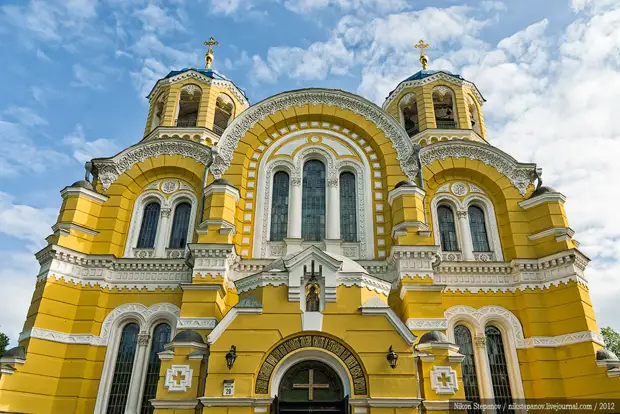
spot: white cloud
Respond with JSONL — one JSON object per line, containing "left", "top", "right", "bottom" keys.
{"left": 134, "top": 4, "right": 186, "bottom": 35}
{"left": 0, "top": 192, "right": 56, "bottom": 246}
{"left": 284, "top": 0, "right": 408, "bottom": 14}
{"left": 63, "top": 124, "right": 118, "bottom": 163}
{"left": 2, "top": 107, "right": 48, "bottom": 127}
{"left": 71, "top": 64, "right": 106, "bottom": 89}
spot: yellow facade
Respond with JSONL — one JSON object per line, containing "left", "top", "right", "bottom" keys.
{"left": 0, "top": 63, "right": 618, "bottom": 414}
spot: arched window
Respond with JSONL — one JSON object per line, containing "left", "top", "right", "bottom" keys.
{"left": 137, "top": 202, "right": 160, "bottom": 249}
{"left": 437, "top": 206, "right": 458, "bottom": 251}
{"left": 107, "top": 323, "right": 140, "bottom": 414}
{"left": 468, "top": 206, "right": 490, "bottom": 252}
{"left": 339, "top": 172, "right": 357, "bottom": 242}
{"left": 485, "top": 326, "right": 513, "bottom": 408}
{"left": 169, "top": 202, "right": 192, "bottom": 249}
{"left": 302, "top": 160, "right": 326, "bottom": 242}
{"left": 176, "top": 85, "right": 201, "bottom": 127}
{"left": 468, "top": 95, "right": 482, "bottom": 136}
{"left": 433, "top": 87, "right": 457, "bottom": 129}
{"left": 399, "top": 93, "right": 419, "bottom": 137}
{"left": 454, "top": 326, "right": 480, "bottom": 411}
{"left": 270, "top": 172, "right": 290, "bottom": 241}
{"left": 140, "top": 323, "right": 172, "bottom": 414}
{"left": 213, "top": 94, "right": 234, "bottom": 136}
{"left": 150, "top": 94, "right": 165, "bottom": 132}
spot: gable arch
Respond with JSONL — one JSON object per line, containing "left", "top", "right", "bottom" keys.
{"left": 211, "top": 88, "right": 416, "bottom": 180}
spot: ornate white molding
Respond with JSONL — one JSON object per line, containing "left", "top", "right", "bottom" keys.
{"left": 52, "top": 222, "right": 99, "bottom": 237}
{"left": 199, "top": 397, "right": 273, "bottom": 407}
{"left": 387, "top": 186, "right": 426, "bottom": 206}
{"left": 349, "top": 398, "right": 422, "bottom": 409}
{"left": 430, "top": 366, "right": 458, "bottom": 395}
{"left": 150, "top": 400, "right": 200, "bottom": 409}
{"left": 445, "top": 305, "right": 526, "bottom": 348}
{"left": 212, "top": 89, "right": 416, "bottom": 181}
{"left": 420, "top": 141, "right": 537, "bottom": 195}
{"left": 518, "top": 192, "right": 567, "bottom": 209}
{"left": 406, "top": 318, "right": 448, "bottom": 331}
{"left": 176, "top": 317, "right": 218, "bottom": 330}
{"left": 60, "top": 185, "right": 109, "bottom": 203}
{"left": 528, "top": 227, "right": 575, "bottom": 241}
{"left": 359, "top": 296, "right": 416, "bottom": 345}
{"left": 92, "top": 139, "right": 212, "bottom": 190}
{"left": 523, "top": 330, "right": 605, "bottom": 348}
{"left": 165, "top": 365, "right": 193, "bottom": 392}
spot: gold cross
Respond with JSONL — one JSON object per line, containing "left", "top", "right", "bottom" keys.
{"left": 204, "top": 37, "right": 219, "bottom": 69}
{"left": 414, "top": 39, "right": 431, "bottom": 70}
{"left": 172, "top": 370, "right": 186, "bottom": 385}
{"left": 293, "top": 369, "right": 329, "bottom": 400}
{"left": 438, "top": 372, "right": 451, "bottom": 387}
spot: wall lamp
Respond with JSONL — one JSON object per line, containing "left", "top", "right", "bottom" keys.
{"left": 225, "top": 345, "right": 237, "bottom": 369}
{"left": 387, "top": 345, "right": 398, "bottom": 369}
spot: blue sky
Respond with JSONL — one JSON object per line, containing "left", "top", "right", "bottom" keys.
{"left": 1, "top": 0, "right": 620, "bottom": 344}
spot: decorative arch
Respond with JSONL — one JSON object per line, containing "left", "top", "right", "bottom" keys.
{"left": 212, "top": 88, "right": 416, "bottom": 180}
{"left": 462, "top": 193, "right": 503, "bottom": 261}
{"left": 255, "top": 333, "right": 368, "bottom": 396}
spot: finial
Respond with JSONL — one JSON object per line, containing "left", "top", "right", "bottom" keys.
{"left": 204, "top": 37, "right": 219, "bottom": 69}
{"left": 414, "top": 39, "right": 431, "bottom": 70}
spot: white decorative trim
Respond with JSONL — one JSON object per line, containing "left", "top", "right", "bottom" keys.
{"left": 165, "top": 365, "right": 193, "bottom": 392}
{"left": 528, "top": 227, "right": 575, "bottom": 241}
{"left": 92, "top": 139, "right": 212, "bottom": 191}
{"left": 430, "top": 366, "right": 458, "bottom": 395}
{"left": 359, "top": 296, "right": 416, "bottom": 345}
{"left": 420, "top": 141, "right": 537, "bottom": 195}
{"left": 150, "top": 400, "right": 199, "bottom": 409}
{"left": 52, "top": 222, "right": 99, "bottom": 237}
{"left": 204, "top": 182, "right": 240, "bottom": 202}
{"left": 422, "top": 400, "right": 454, "bottom": 411}
{"left": 199, "top": 397, "right": 273, "bottom": 407}
{"left": 387, "top": 186, "right": 426, "bottom": 206}
{"left": 206, "top": 306, "right": 262, "bottom": 344}
{"left": 406, "top": 318, "right": 448, "bottom": 330}
{"left": 412, "top": 129, "right": 486, "bottom": 146}
{"left": 518, "top": 192, "right": 566, "bottom": 209}
{"left": 176, "top": 317, "right": 217, "bottom": 330}
{"left": 523, "top": 330, "right": 605, "bottom": 348}
{"left": 349, "top": 398, "right": 422, "bottom": 408}
{"left": 445, "top": 305, "right": 525, "bottom": 348}
{"left": 60, "top": 185, "right": 109, "bottom": 203}
{"left": 212, "top": 89, "right": 417, "bottom": 181}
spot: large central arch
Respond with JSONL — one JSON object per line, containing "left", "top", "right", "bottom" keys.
{"left": 211, "top": 88, "right": 416, "bottom": 180}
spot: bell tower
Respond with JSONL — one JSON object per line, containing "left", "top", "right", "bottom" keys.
{"left": 142, "top": 38, "right": 250, "bottom": 147}
{"left": 383, "top": 40, "right": 487, "bottom": 146}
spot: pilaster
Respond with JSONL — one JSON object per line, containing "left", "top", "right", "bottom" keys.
{"left": 388, "top": 184, "right": 431, "bottom": 245}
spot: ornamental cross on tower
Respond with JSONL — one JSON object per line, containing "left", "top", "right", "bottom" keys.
{"left": 414, "top": 39, "right": 431, "bottom": 70}
{"left": 204, "top": 37, "right": 219, "bottom": 69}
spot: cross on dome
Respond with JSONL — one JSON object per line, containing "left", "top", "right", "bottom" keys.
{"left": 414, "top": 39, "right": 431, "bottom": 70}
{"left": 204, "top": 37, "right": 219, "bottom": 69}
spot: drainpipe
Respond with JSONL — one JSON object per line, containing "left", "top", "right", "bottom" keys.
{"left": 195, "top": 343, "right": 211, "bottom": 414}
{"left": 414, "top": 348, "right": 422, "bottom": 414}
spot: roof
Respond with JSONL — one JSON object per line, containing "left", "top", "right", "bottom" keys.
{"left": 163, "top": 68, "right": 248, "bottom": 99}
{"left": 385, "top": 69, "right": 485, "bottom": 104}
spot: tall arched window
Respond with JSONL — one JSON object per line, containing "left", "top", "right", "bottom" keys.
{"left": 169, "top": 202, "right": 192, "bottom": 249}
{"left": 107, "top": 323, "right": 140, "bottom": 414}
{"left": 140, "top": 323, "right": 172, "bottom": 414}
{"left": 437, "top": 206, "right": 458, "bottom": 251}
{"left": 468, "top": 95, "right": 482, "bottom": 136}
{"left": 176, "top": 85, "right": 201, "bottom": 127}
{"left": 433, "top": 87, "right": 457, "bottom": 129}
{"left": 340, "top": 172, "right": 357, "bottom": 242}
{"left": 399, "top": 93, "right": 419, "bottom": 137}
{"left": 137, "top": 202, "right": 160, "bottom": 249}
{"left": 270, "top": 172, "right": 290, "bottom": 241}
{"left": 213, "top": 94, "right": 234, "bottom": 136}
{"left": 150, "top": 94, "right": 165, "bottom": 132}
{"left": 454, "top": 326, "right": 480, "bottom": 412}
{"left": 485, "top": 326, "right": 513, "bottom": 408}
{"left": 468, "top": 206, "right": 490, "bottom": 252}
{"left": 302, "top": 160, "right": 326, "bottom": 242}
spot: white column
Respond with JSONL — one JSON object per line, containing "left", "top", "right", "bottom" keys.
{"left": 474, "top": 334, "right": 496, "bottom": 412}
{"left": 456, "top": 210, "right": 474, "bottom": 261}
{"left": 125, "top": 333, "right": 151, "bottom": 414}
{"left": 288, "top": 178, "right": 302, "bottom": 239}
{"left": 154, "top": 208, "right": 172, "bottom": 257}
{"left": 325, "top": 179, "right": 340, "bottom": 240}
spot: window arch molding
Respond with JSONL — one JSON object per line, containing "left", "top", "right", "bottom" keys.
{"left": 430, "top": 194, "right": 464, "bottom": 256}
{"left": 444, "top": 305, "right": 526, "bottom": 402}
{"left": 125, "top": 185, "right": 198, "bottom": 258}
{"left": 94, "top": 303, "right": 180, "bottom": 414}
{"left": 254, "top": 132, "right": 374, "bottom": 259}
{"left": 432, "top": 85, "right": 458, "bottom": 129}
{"left": 398, "top": 93, "right": 420, "bottom": 137}
{"left": 467, "top": 94, "right": 482, "bottom": 136}
{"left": 462, "top": 193, "right": 503, "bottom": 261}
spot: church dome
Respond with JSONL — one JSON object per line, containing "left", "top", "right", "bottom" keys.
{"left": 70, "top": 180, "right": 96, "bottom": 191}
{"left": 394, "top": 180, "right": 415, "bottom": 189}
{"left": 529, "top": 185, "right": 557, "bottom": 198}
{"left": 418, "top": 331, "right": 449, "bottom": 344}
{"left": 163, "top": 68, "right": 247, "bottom": 99}
{"left": 173, "top": 330, "right": 204, "bottom": 344}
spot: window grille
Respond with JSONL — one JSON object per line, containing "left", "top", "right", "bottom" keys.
{"left": 270, "top": 171, "right": 290, "bottom": 241}
{"left": 301, "top": 160, "right": 326, "bottom": 241}
{"left": 339, "top": 172, "right": 357, "bottom": 242}
{"left": 107, "top": 323, "right": 139, "bottom": 414}
{"left": 469, "top": 205, "right": 490, "bottom": 252}
{"left": 438, "top": 206, "right": 458, "bottom": 251}
{"left": 137, "top": 203, "right": 160, "bottom": 248}
{"left": 140, "top": 324, "right": 172, "bottom": 414}
{"left": 169, "top": 202, "right": 191, "bottom": 248}
{"left": 485, "top": 326, "right": 514, "bottom": 412}
{"left": 454, "top": 325, "right": 481, "bottom": 413}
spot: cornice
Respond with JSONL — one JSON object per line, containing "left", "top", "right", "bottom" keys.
{"left": 518, "top": 191, "right": 567, "bottom": 209}
{"left": 349, "top": 398, "right": 422, "bottom": 408}
{"left": 419, "top": 140, "right": 537, "bottom": 195}
{"left": 203, "top": 183, "right": 240, "bottom": 202}
{"left": 387, "top": 186, "right": 426, "bottom": 206}
{"left": 150, "top": 400, "right": 199, "bottom": 409}
{"left": 52, "top": 222, "right": 99, "bottom": 237}
{"left": 528, "top": 227, "right": 575, "bottom": 241}
{"left": 60, "top": 185, "right": 109, "bottom": 203}
{"left": 406, "top": 318, "right": 449, "bottom": 331}
{"left": 92, "top": 138, "right": 213, "bottom": 191}
{"left": 199, "top": 397, "right": 273, "bottom": 407}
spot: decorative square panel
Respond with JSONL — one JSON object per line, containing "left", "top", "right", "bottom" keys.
{"left": 165, "top": 365, "right": 193, "bottom": 392}
{"left": 430, "top": 366, "right": 458, "bottom": 395}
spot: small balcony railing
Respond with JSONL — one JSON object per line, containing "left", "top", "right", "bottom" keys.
{"left": 406, "top": 127, "right": 420, "bottom": 137}
{"left": 176, "top": 118, "right": 198, "bottom": 127}
{"left": 212, "top": 124, "right": 225, "bottom": 136}
{"left": 436, "top": 120, "right": 457, "bottom": 129}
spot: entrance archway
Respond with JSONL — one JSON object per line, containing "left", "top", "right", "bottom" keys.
{"left": 274, "top": 360, "right": 349, "bottom": 413}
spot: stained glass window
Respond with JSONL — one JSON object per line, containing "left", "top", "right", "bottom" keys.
{"left": 137, "top": 202, "right": 160, "bottom": 248}
{"left": 339, "top": 172, "right": 357, "bottom": 242}
{"left": 438, "top": 206, "right": 458, "bottom": 251}
{"left": 469, "top": 206, "right": 490, "bottom": 252}
{"left": 169, "top": 202, "right": 191, "bottom": 249}
{"left": 107, "top": 323, "right": 139, "bottom": 414}
{"left": 455, "top": 325, "right": 481, "bottom": 412}
{"left": 302, "top": 160, "right": 326, "bottom": 242}
{"left": 270, "top": 172, "right": 290, "bottom": 241}
{"left": 140, "top": 324, "right": 172, "bottom": 414}
{"left": 486, "top": 326, "right": 513, "bottom": 411}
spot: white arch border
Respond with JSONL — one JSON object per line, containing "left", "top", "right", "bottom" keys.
{"left": 269, "top": 349, "right": 352, "bottom": 398}
{"left": 94, "top": 303, "right": 180, "bottom": 414}
{"left": 444, "top": 305, "right": 525, "bottom": 402}
{"left": 253, "top": 129, "right": 374, "bottom": 259}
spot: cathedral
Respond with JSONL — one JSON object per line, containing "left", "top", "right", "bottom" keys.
{"left": 0, "top": 39, "right": 619, "bottom": 414}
